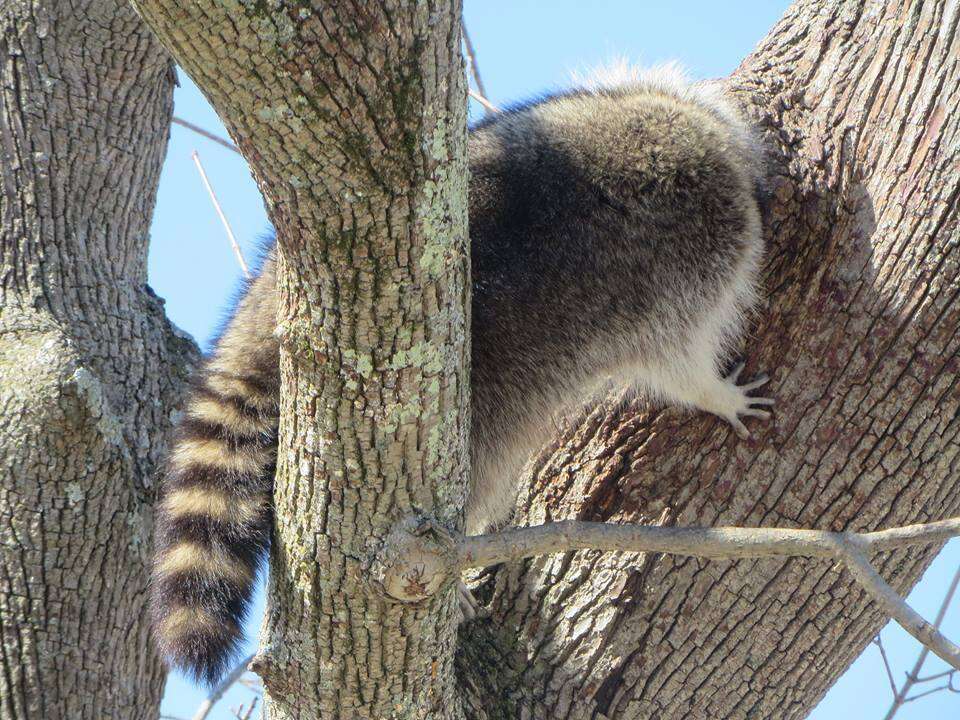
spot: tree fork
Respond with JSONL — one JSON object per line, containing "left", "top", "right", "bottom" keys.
{"left": 127, "top": 0, "right": 960, "bottom": 718}
{"left": 456, "top": 1, "right": 960, "bottom": 717}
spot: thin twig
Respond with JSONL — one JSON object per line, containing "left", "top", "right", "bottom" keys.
{"left": 192, "top": 653, "right": 257, "bottom": 720}
{"left": 172, "top": 116, "right": 241, "bottom": 154}
{"left": 874, "top": 636, "right": 899, "bottom": 697}
{"left": 237, "top": 676, "right": 263, "bottom": 693}
{"left": 461, "top": 23, "right": 490, "bottom": 113}
{"left": 861, "top": 522, "right": 960, "bottom": 553}
{"left": 456, "top": 519, "right": 960, "bottom": 672}
{"left": 232, "top": 697, "right": 259, "bottom": 720}
{"left": 904, "top": 683, "right": 954, "bottom": 702}
{"left": 468, "top": 89, "right": 500, "bottom": 113}
{"left": 191, "top": 150, "right": 252, "bottom": 279}
{"left": 841, "top": 546, "right": 960, "bottom": 674}
{"left": 883, "top": 563, "right": 960, "bottom": 719}
{"left": 914, "top": 668, "right": 955, "bottom": 683}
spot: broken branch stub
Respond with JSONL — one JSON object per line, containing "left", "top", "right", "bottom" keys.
{"left": 371, "top": 517, "right": 458, "bottom": 604}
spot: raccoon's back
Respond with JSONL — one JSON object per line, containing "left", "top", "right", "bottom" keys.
{"left": 466, "top": 78, "right": 763, "bottom": 385}
{"left": 463, "top": 75, "right": 765, "bottom": 531}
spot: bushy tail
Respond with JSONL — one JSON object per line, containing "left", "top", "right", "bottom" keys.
{"left": 150, "top": 258, "right": 280, "bottom": 685}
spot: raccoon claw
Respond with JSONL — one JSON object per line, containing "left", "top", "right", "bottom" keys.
{"left": 727, "top": 361, "right": 746, "bottom": 384}
{"left": 716, "top": 365, "right": 775, "bottom": 439}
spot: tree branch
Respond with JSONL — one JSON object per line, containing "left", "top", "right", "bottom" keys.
{"left": 130, "top": 3, "right": 471, "bottom": 717}
{"left": 191, "top": 653, "right": 256, "bottom": 720}
{"left": 457, "top": 518, "right": 960, "bottom": 567}
{"left": 461, "top": 23, "right": 488, "bottom": 102}
{"left": 839, "top": 545, "right": 960, "bottom": 673}
{"left": 172, "top": 116, "right": 240, "bottom": 154}
{"left": 462, "top": 24, "right": 497, "bottom": 114}
{"left": 467, "top": 89, "right": 500, "bottom": 113}
{"left": 874, "top": 636, "right": 899, "bottom": 698}
{"left": 190, "top": 150, "right": 251, "bottom": 278}
{"left": 0, "top": 1, "right": 196, "bottom": 716}
{"left": 883, "top": 564, "right": 960, "bottom": 719}
{"left": 451, "top": 517, "right": 960, "bottom": 671}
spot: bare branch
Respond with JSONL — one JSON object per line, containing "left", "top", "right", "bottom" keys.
{"left": 468, "top": 88, "right": 499, "bottom": 113}
{"left": 190, "top": 150, "right": 251, "bottom": 279}
{"left": 883, "top": 563, "right": 960, "bottom": 719}
{"left": 903, "top": 683, "right": 954, "bottom": 702}
{"left": 454, "top": 518, "right": 960, "bottom": 672}
{"left": 902, "top": 670, "right": 959, "bottom": 703}
{"left": 172, "top": 116, "right": 240, "bottom": 154}
{"left": 858, "top": 523, "right": 960, "bottom": 554}
{"left": 231, "top": 698, "right": 259, "bottom": 720}
{"left": 461, "top": 23, "right": 489, "bottom": 111}
{"left": 456, "top": 519, "right": 960, "bottom": 569}
{"left": 191, "top": 653, "right": 256, "bottom": 720}
{"left": 840, "top": 546, "right": 960, "bottom": 673}
{"left": 874, "top": 636, "right": 899, "bottom": 698}
{"left": 914, "top": 669, "right": 956, "bottom": 683}
{"left": 237, "top": 676, "right": 263, "bottom": 694}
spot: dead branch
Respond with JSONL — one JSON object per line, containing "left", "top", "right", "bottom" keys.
{"left": 444, "top": 518, "right": 960, "bottom": 671}
{"left": 461, "top": 22, "right": 490, "bottom": 113}
{"left": 172, "top": 116, "right": 240, "bottom": 154}
{"left": 874, "top": 636, "right": 898, "bottom": 698}
{"left": 190, "top": 150, "right": 251, "bottom": 278}
{"left": 456, "top": 519, "right": 960, "bottom": 568}
{"left": 883, "top": 564, "right": 960, "bottom": 718}
{"left": 467, "top": 89, "right": 499, "bottom": 113}
{"left": 191, "top": 653, "right": 256, "bottom": 720}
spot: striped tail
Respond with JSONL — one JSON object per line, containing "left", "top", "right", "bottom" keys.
{"left": 150, "top": 259, "right": 280, "bottom": 684}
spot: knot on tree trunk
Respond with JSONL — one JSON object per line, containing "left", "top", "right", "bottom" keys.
{"left": 371, "top": 516, "right": 459, "bottom": 603}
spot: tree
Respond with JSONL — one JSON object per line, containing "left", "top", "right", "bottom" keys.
{"left": 129, "top": 2, "right": 470, "bottom": 718}
{"left": 457, "top": 2, "right": 960, "bottom": 717}
{"left": 12, "top": 0, "right": 958, "bottom": 717}
{"left": 0, "top": 1, "right": 198, "bottom": 718}
{"left": 137, "top": 0, "right": 960, "bottom": 717}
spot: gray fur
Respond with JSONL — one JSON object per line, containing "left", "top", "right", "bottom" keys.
{"left": 151, "top": 67, "right": 770, "bottom": 682}
{"left": 466, "top": 69, "right": 767, "bottom": 529}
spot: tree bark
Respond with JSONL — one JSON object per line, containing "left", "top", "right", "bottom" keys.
{"left": 128, "top": 1, "right": 470, "bottom": 718}
{"left": 0, "top": 2, "right": 197, "bottom": 718}
{"left": 127, "top": 0, "right": 958, "bottom": 718}
{"left": 456, "top": 1, "right": 960, "bottom": 718}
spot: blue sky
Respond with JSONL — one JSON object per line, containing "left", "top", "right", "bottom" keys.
{"left": 151, "top": 3, "right": 958, "bottom": 718}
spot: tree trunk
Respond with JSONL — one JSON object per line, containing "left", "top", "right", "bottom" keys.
{"left": 456, "top": 1, "right": 960, "bottom": 718}
{"left": 128, "top": 0, "right": 959, "bottom": 718}
{"left": 0, "top": 2, "right": 197, "bottom": 718}
{"left": 128, "top": 1, "right": 470, "bottom": 718}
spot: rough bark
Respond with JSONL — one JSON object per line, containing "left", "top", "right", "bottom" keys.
{"left": 0, "top": 1, "right": 197, "bottom": 719}
{"left": 456, "top": 1, "right": 960, "bottom": 718}
{"left": 128, "top": 1, "right": 470, "bottom": 718}
{"left": 126, "top": 0, "right": 959, "bottom": 718}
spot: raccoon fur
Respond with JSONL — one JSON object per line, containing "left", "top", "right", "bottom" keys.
{"left": 150, "top": 65, "right": 772, "bottom": 684}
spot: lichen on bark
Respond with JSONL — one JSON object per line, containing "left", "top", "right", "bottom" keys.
{"left": 129, "top": 1, "right": 471, "bottom": 717}
{"left": 125, "top": 1, "right": 960, "bottom": 718}
{"left": 0, "top": 2, "right": 197, "bottom": 718}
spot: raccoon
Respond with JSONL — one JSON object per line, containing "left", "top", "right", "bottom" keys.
{"left": 150, "top": 65, "right": 772, "bottom": 684}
